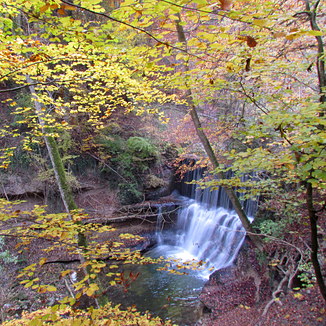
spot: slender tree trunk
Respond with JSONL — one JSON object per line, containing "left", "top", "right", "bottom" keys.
{"left": 306, "top": 183, "right": 326, "bottom": 301}
{"left": 304, "top": 0, "right": 326, "bottom": 301}
{"left": 306, "top": 0, "right": 325, "bottom": 105}
{"left": 27, "top": 77, "right": 101, "bottom": 308}
{"left": 175, "top": 19, "right": 264, "bottom": 251}
{"left": 27, "top": 76, "right": 87, "bottom": 248}
{"left": 188, "top": 100, "right": 264, "bottom": 251}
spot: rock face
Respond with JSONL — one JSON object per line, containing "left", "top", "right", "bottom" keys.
{"left": 143, "top": 145, "right": 178, "bottom": 201}
{"left": 144, "top": 165, "right": 175, "bottom": 200}
{"left": 197, "top": 241, "right": 325, "bottom": 326}
{"left": 0, "top": 144, "right": 177, "bottom": 215}
{"left": 198, "top": 241, "right": 271, "bottom": 325}
{"left": 0, "top": 172, "right": 44, "bottom": 196}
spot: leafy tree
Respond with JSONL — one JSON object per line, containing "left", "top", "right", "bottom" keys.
{"left": 92, "top": 0, "right": 325, "bottom": 300}
{"left": 0, "top": 0, "right": 180, "bottom": 321}
{"left": 0, "top": 3, "right": 325, "bottom": 325}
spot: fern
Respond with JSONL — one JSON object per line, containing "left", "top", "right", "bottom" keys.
{"left": 127, "top": 136, "right": 158, "bottom": 159}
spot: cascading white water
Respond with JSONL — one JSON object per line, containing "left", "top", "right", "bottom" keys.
{"left": 174, "top": 199, "right": 246, "bottom": 277}
{"left": 158, "top": 167, "right": 257, "bottom": 278}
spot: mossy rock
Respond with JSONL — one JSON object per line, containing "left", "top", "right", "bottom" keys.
{"left": 144, "top": 174, "right": 167, "bottom": 189}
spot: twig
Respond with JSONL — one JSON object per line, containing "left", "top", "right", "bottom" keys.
{"left": 1, "top": 183, "right": 9, "bottom": 201}
{"left": 60, "top": 0, "right": 204, "bottom": 61}
{"left": 64, "top": 277, "right": 75, "bottom": 298}
{"left": 87, "top": 153, "right": 128, "bottom": 183}
{"left": 256, "top": 269, "right": 291, "bottom": 325}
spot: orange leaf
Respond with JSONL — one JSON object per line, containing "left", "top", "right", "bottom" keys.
{"left": 40, "top": 4, "right": 50, "bottom": 13}
{"left": 220, "top": 0, "right": 232, "bottom": 10}
{"left": 273, "top": 32, "right": 286, "bottom": 38}
{"left": 246, "top": 36, "right": 257, "bottom": 47}
{"left": 37, "top": 286, "right": 47, "bottom": 293}
{"left": 62, "top": 4, "right": 76, "bottom": 10}
{"left": 39, "top": 258, "right": 47, "bottom": 266}
{"left": 57, "top": 8, "right": 66, "bottom": 16}
{"left": 29, "top": 54, "right": 42, "bottom": 62}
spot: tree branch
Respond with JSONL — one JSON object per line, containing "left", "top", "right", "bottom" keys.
{"left": 60, "top": 0, "right": 203, "bottom": 60}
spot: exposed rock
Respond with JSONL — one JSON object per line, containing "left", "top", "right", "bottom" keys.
{"left": 0, "top": 172, "right": 44, "bottom": 196}
{"left": 144, "top": 164, "right": 176, "bottom": 200}
{"left": 143, "top": 144, "right": 178, "bottom": 200}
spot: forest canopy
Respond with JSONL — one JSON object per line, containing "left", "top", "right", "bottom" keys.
{"left": 0, "top": 0, "right": 325, "bottom": 325}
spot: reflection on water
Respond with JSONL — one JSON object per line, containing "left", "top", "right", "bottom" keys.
{"left": 107, "top": 245, "right": 206, "bottom": 326}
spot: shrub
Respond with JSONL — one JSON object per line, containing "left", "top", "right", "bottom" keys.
{"left": 126, "top": 136, "right": 158, "bottom": 159}
{"left": 0, "top": 237, "right": 18, "bottom": 273}
{"left": 118, "top": 182, "right": 143, "bottom": 205}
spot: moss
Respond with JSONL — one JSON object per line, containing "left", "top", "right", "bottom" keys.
{"left": 145, "top": 174, "right": 167, "bottom": 189}
{"left": 47, "top": 136, "right": 77, "bottom": 211}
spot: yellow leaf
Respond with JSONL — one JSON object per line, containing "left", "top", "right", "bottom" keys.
{"left": 25, "top": 281, "right": 34, "bottom": 288}
{"left": 39, "top": 258, "right": 47, "bottom": 266}
{"left": 305, "top": 30, "right": 324, "bottom": 36}
{"left": 285, "top": 33, "right": 301, "bottom": 40}
{"left": 47, "top": 285, "right": 57, "bottom": 292}
{"left": 253, "top": 19, "right": 271, "bottom": 27}
{"left": 293, "top": 292, "right": 303, "bottom": 299}
{"left": 60, "top": 270, "right": 72, "bottom": 277}
{"left": 86, "top": 283, "right": 99, "bottom": 296}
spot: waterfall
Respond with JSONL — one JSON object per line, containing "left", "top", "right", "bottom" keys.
{"left": 174, "top": 200, "right": 247, "bottom": 276}
{"left": 158, "top": 167, "right": 257, "bottom": 277}
{"left": 155, "top": 206, "right": 164, "bottom": 245}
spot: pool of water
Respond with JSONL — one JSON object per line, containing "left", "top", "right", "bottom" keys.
{"left": 107, "top": 245, "right": 206, "bottom": 325}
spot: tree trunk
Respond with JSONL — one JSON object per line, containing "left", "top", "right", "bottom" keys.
{"left": 176, "top": 19, "right": 264, "bottom": 251}
{"left": 305, "top": 0, "right": 326, "bottom": 301}
{"left": 306, "top": 0, "right": 325, "bottom": 105}
{"left": 188, "top": 101, "right": 264, "bottom": 251}
{"left": 27, "top": 76, "right": 87, "bottom": 248}
{"left": 306, "top": 182, "right": 326, "bottom": 301}
{"left": 27, "top": 77, "right": 100, "bottom": 307}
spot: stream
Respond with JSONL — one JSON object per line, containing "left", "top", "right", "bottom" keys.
{"left": 108, "top": 169, "right": 257, "bottom": 325}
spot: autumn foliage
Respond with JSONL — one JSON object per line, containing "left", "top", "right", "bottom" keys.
{"left": 0, "top": 0, "right": 325, "bottom": 324}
